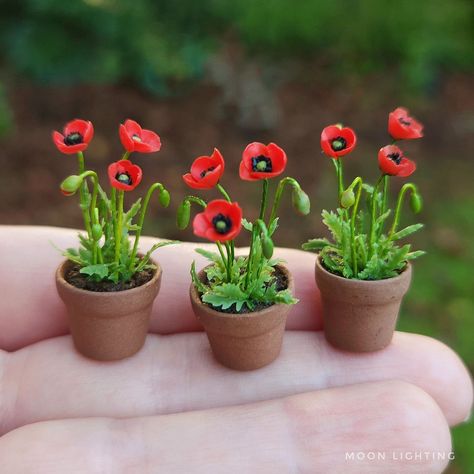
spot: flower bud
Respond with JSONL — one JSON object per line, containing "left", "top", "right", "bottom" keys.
{"left": 177, "top": 200, "right": 191, "bottom": 229}
{"left": 91, "top": 223, "right": 103, "bottom": 241}
{"left": 262, "top": 236, "right": 274, "bottom": 259}
{"left": 60, "top": 175, "right": 83, "bottom": 195}
{"left": 292, "top": 188, "right": 311, "bottom": 215}
{"left": 159, "top": 188, "right": 171, "bottom": 208}
{"left": 410, "top": 192, "right": 422, "bottom": 214}
{"left": 340, "top": 189, "right": 355, "bottom": 208}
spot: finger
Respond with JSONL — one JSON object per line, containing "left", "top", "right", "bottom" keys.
{"left": 1, "top": 332, "right": 471, "bottom": 435}
{"left": 0, "top": 381, "right": 452, "bottom": 474}
{"left": 0, "top": 226, "right": 321, "bottom": 351}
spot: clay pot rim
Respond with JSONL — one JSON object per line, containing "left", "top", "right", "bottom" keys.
{"left": 316, "top": 255, "right": 411, "bottom": 286}
{"left": 56, "top": 256, "right": 162, "bottom": 298}
{"left": 190, "top": 263, "right": 294, "bottom": 320}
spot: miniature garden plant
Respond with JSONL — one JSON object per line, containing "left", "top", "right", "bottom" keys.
{"left": 53, "top": 118, "right": 174, "bottom": 284}
{"left": 303, "top": 107, "right": 425, "bottom": 280}
{"left": 177, "top": 144, "right": 310, "bottom": 311}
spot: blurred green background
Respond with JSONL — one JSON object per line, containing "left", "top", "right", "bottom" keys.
{"left": 0, "top": 0, "right": 472, "bottom": 471}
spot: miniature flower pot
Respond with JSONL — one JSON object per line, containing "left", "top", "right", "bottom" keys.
{"left": 56, "top": 258, "right": 162, "bottom": 361}
{"left": 190, "top": 265, "right": 294, "bottom": 371}
{"left": 315, "top": 256, "right": 412, "bottom": 352}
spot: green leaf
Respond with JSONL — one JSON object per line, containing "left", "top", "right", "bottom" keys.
{"left": 195, "top": 248, "right": 222, "bottom": 263}
{"left": 136, "top": 240, "right": 179, "bottom": 272}
{"left": 391, "top": 223, "right": 424, "bottom": 241}
{"left": 241, "top": 218, "right": 253, "bottom": 231}
{"left": 302, "top": 238, "right": 330, "bottom": 251}
{"left": 191, "top": 261, "right": 208, "bottom": 293}
{"left": 80, "top": 264, "right": 109, "bottom": 279}
{"left": 202, "top": 283, "right": 249, "bottom": 311}
{"left": 124, "top": 198, "right": 142, "bottom": 223}
{"left": 268, "top": 217, "right": 279, "bottom": 236}
{"left": 406, "top": 250, "right": 426, "bottom": 260}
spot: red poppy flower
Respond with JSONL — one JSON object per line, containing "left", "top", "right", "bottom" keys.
{"left": 239, "top": 142, "right": 287, "bottom": 181}
{"left": 193, "top": 199, "right": 242, "bottom": 242}
{"left": 119, "top": 119, "right": 161, "bottom": 153}
{"left": 378, "top": 145, "right": 416, "bottom": 177}
{"left": 320, "top": 124, "right": 357, "bottom": 158}
{"left": 108, "top": 160, "right": 143, "bottom": 191}
{"left": 52, "top": 119, "right": 94, "bottom": 154}
{"left": 182, "top": 148, "right": 225, "bottom": 189}
{"left": 388, "top": 107, "right": 423, "bottom": 141}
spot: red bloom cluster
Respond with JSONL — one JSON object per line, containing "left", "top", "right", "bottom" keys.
{"left": 52, "top": 119, "right": 94, "bottom": 154}
{"left": 193, "top": 200, "right": 242, "bottom": 242}
{"left": 182, "top": 148, "right": 225, "bottom": 189}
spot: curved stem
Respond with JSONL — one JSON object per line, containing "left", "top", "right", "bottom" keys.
{"left": 184, "top": 196, "right": 207, "bottom": 208}
{"left": 217, "top": 183, "right": 231, "bottom": 202}
{"left": 129, "top": 183, "right": 166, "bottom": 272}
{"left": 268, "top": 176, "right": 300, "bottom": 225}
{"left": 389, "top": 183, "right": 419, "bottom": 238}
{"left": 368, "top": 174, "right": 385, "bottom": 259}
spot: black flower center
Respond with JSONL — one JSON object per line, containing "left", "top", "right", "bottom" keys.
{"left": 398, "top": 117, "right": 411, "bottom": 126}
{"left": 387, "top": 152, "right": 402, "bottom": 165}
{"left": 116, "top": 172, "right": 133, "bottom": 185}
{"left": 251, "top": 155, "right": 272, "bottom": 172}
{"left": 200, "top": 166, "right": 216, "bottom": 178}
{"left": 331, "top": 136, "right": 347, "bottom": 151}
{"left": 64, "top": 132, "right": 83, "bottom": 146}
{"left": 212, "top": 213, "right": 232, "bottom": 234}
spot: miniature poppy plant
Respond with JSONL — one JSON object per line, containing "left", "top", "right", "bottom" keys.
{"left": 388, "top": 107, "right": 423, "bottom": 141}
{"left": 54, "top": 119, "right": 173, "bottom": 284}
{"left": 321, "top": 125, "right": 357, "bottom": 158}
{"left": 52, "top": 119, "right": 94, "bottom": 154}
{"left": 193, "top": 199, "right": 242, "bottom": 242}
{"left": 108, "top": 160, "right": 143, "bottom": 191}
{"left": 119, "top": 119, "right": 162, "bottom": 153}
{"left": 304, "top": 107, "right": 424, "bottom": 281}
{"left": 178, "top": 141, "right": 309, "bottom": 312}
{"left": 378, "top": 145, "right": 416, "bottom": 177}
{"left": 239, "top": 142, "right": 287, "bottom": 181}
{"left": 183, "top": 148, "right": 225, "bottom": 189}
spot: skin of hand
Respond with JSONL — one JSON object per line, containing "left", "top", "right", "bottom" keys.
{"left": 0, "top": 226, "right": 472, "bottom": 474}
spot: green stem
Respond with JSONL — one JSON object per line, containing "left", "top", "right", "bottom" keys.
{"left": 244, "top": 226, "right": 257, "bottom": 290}
{"left": 216, "top": 241, "right": 230, "bottom": 282}
{"left": 348, "top": 177, "right": 363, "bottom": 276}
{"left": 217, "top": 183, "right": 231, "bottom": 202}
{"left": 185, "top": 196, "right": 207, "bottom": 208}
{"left": 333, "top": 158, "right": 344, "bottom": 200}
{"left": 368, "top": 175, "right": 385, "bottom": 258}
{"left": 129, "top": 183, "right": 166, "bottom": 272}
{"left": 379, "top": 174, "right": 389, "bottom": 237}
{"left": 77, "top": 152, "right": 92, "bottom": 238}
{"left": 268, "top": 176, "right": 300, "bottom": 225}
{"left": 78, "top": 171, "right": 100, "bottom": 264}
{"left": 224, "top": 241, "right": 233, "bottom": 279}
{"left": 121, "top": 151, "right": 131, "bottom": 161}
{"left": 259, "top": 179, "right": 269, "bottom": 220}
{"left": 389, "top": 183, "right": 419, "bottom": 238}
{"left": 114, "top": 190, "right": 125, "bottom": 264}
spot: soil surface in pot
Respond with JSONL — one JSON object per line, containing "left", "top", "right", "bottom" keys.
{"left": 200, "top": 265, "right": 289, "bottom": 314}
{"left": 65, "top": 265, "right": 154, "bottom": 292}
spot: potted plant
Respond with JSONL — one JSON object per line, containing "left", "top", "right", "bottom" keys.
{"left": 303, "top": 107, "right": 425, "bottom": 352}
{"left": 177, "top": 144, "right": 310, "bottom": 370}
{"left": 53, "top": 119, "right": 175, "bottom": 361}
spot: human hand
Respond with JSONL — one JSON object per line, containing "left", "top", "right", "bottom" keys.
{"left": 0, "top": 226, "right": 472, "bottom": 473}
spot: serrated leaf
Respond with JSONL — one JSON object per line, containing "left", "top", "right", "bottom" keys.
{"left": 241, "top": 218, "right": 253, "bottom": 231}
{"left": 202, "top": 283, "right": 249, "bottom": 311}
{"left": 195, "top": 248, "right": 222, "bottom": 263}
{"left": 80, "top": 264, "right": 109, "bottom": 279}
{"left": 391, "top": 224, "right": 424, "bottom": 241}
{"left": 302, "top": 238, "right": 331, "bottom": 251}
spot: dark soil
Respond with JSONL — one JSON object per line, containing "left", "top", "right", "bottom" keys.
{"left": 65, "top": 265, "right": 154, "bottom": 292}
{"left": 200, "top": 265, "right": 289, "bottom": 314}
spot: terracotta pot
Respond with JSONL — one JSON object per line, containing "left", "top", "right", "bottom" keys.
{"left": 56, "top": 258, "right": 162, "bottom": 361}
{"left": 315, "top": 256, "right": 412, "bottom": 352}
{"left": 190, "top": 265, "right": 294, "bottom": 371}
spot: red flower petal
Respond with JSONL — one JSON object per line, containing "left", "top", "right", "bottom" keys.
{"left": 378, "top": 145, "right": 416, "bottom": 178}
{"left": 119, "top": 119, "right": 161, "bottom": 154}
{"left": 108, "top": 160, "right": 143, "bottom": 191}
{"left": 388, "top": 107, "right": 423, "bottom": 140}
{"left": 193, "top": 200, "right": 242, "bottom": 242}
{"left": 239, "top": 142, "right": 287, "bottom": 181}
{"left": 321, "top": 125, "right": 357, "bottom": 158}
{"left": 53, "top": 119, "right": 93, "bottom": 154}
{"left": 119, "top": 123, "right": 135, "bottom": 152}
